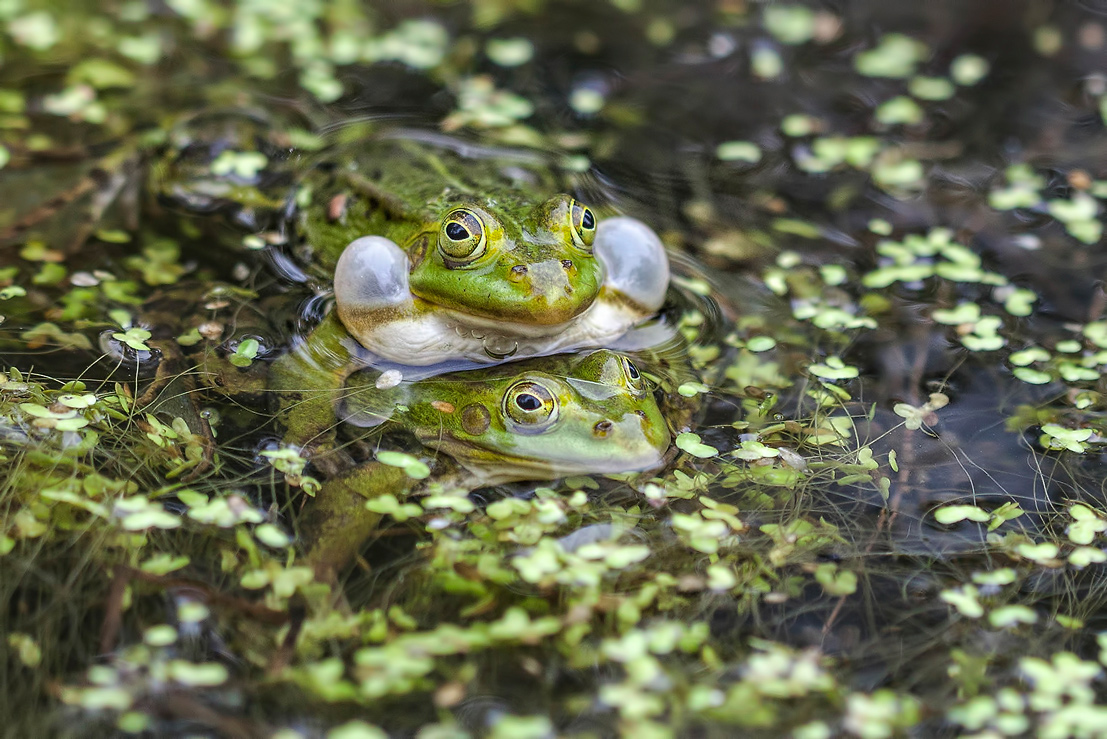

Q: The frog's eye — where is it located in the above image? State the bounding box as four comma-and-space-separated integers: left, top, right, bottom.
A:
569, 200, 597, 250
439, 209, 487, 261
504, 380, 558, 431
621, 357, 645, 395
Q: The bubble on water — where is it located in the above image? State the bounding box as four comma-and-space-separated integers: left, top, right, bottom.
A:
376, 369, 403, 389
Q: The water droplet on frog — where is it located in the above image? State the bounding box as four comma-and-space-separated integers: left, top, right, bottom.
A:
456, 325, 484, 340
483, 336, 518, 360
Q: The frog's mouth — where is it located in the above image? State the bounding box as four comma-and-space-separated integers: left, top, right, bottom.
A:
422, 435, 667, 487
340, 287, 646, 366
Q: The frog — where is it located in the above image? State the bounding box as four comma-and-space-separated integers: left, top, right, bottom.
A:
300, 349, 671, 576
271, 129, 671, 452
293, 129, 671, 365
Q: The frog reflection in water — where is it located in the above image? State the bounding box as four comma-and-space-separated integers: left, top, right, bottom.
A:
304, 350, 670, 575
272, 131, 671, 451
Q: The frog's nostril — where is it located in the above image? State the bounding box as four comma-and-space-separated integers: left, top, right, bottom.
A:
561, 259, 574, 271
593, 420, 613, 437
510, 265, 528, 282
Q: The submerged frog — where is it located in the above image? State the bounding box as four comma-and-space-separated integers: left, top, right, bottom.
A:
303, 349, 670, 574
295, 130, 670, 365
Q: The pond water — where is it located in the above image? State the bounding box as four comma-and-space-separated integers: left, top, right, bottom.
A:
3, 2, 1107, 737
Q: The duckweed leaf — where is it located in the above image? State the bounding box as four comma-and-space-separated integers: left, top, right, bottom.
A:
678, 381, 711, 397
168, 661, 228, 687
908, 76, 955, 100
139, 554, 189, 575
228, 338, 259, 367
675, 432, 718, 458
210, 150, 268, 179
1048, 193, 1098, 223
111, 327, 151, 352
486, 38, 533, 67
872, 156, 925, 189
1067, 504, 1107, 545
733, 440, 779, 461
364, 494, 422, 522
1040, 424, 1093, 453
255, 523, 292, 548
716, 140, 762, 163
843, 691, 921, 737
9, 12, 60, 50
854, 34, 928, 78
1013, 368, 1052, 385
706, 564, 737, 591
144, 625, 178, 646
1001, 287, 1037, 316
934, 505, 990, 524
808, 356, 858, 380
7, 633, 41, 667
1009, 346, 1050, 366
746, 336, 777, 352
941, 585, 984, 618
989, 606, 1039, 628
781, 114, 820, 137
932, 302, 980, 325
972, 568, 1017, 586
763, 5, 815, 45
1070, 547, 1107, 568
1016, 542, 1060, 564
376, 450, 431, 479
815, 563, 857, 596
875, 96, 923, 125
951, 54, 989, 85
990, 184, 1041, 210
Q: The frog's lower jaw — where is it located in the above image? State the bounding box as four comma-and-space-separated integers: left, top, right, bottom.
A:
338, 290, 654, 365
332, 217, 670, 365
445, 443, 669, 488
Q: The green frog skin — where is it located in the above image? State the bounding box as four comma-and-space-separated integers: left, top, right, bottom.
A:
301, 349, 671, 575
300, 132, 670, 365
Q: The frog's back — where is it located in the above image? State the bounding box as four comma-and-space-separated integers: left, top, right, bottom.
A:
299, 131, 571, 271
359, 132, 566, 210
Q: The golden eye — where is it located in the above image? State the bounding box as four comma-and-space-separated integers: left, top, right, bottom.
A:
569, 200, 597, 250
504, 380, 558, 431
621, 357, 645, 395
439, 209, 487, 261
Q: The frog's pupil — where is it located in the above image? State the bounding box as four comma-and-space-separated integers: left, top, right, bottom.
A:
516, 393, 542, 412
446, 222, 469, 240
581, 209, 595, 230
626, 362, 640, 379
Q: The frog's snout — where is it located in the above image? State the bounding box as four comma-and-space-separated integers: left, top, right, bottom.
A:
518, 259, 575, 302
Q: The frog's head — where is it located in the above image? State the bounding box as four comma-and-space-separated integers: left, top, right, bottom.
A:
410, 350, 669, 483
405, 194, 605, 327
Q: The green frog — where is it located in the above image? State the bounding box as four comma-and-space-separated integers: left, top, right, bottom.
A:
272, 129, 671, 450
303, 349, 670, 575
290, 130, 670, 365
